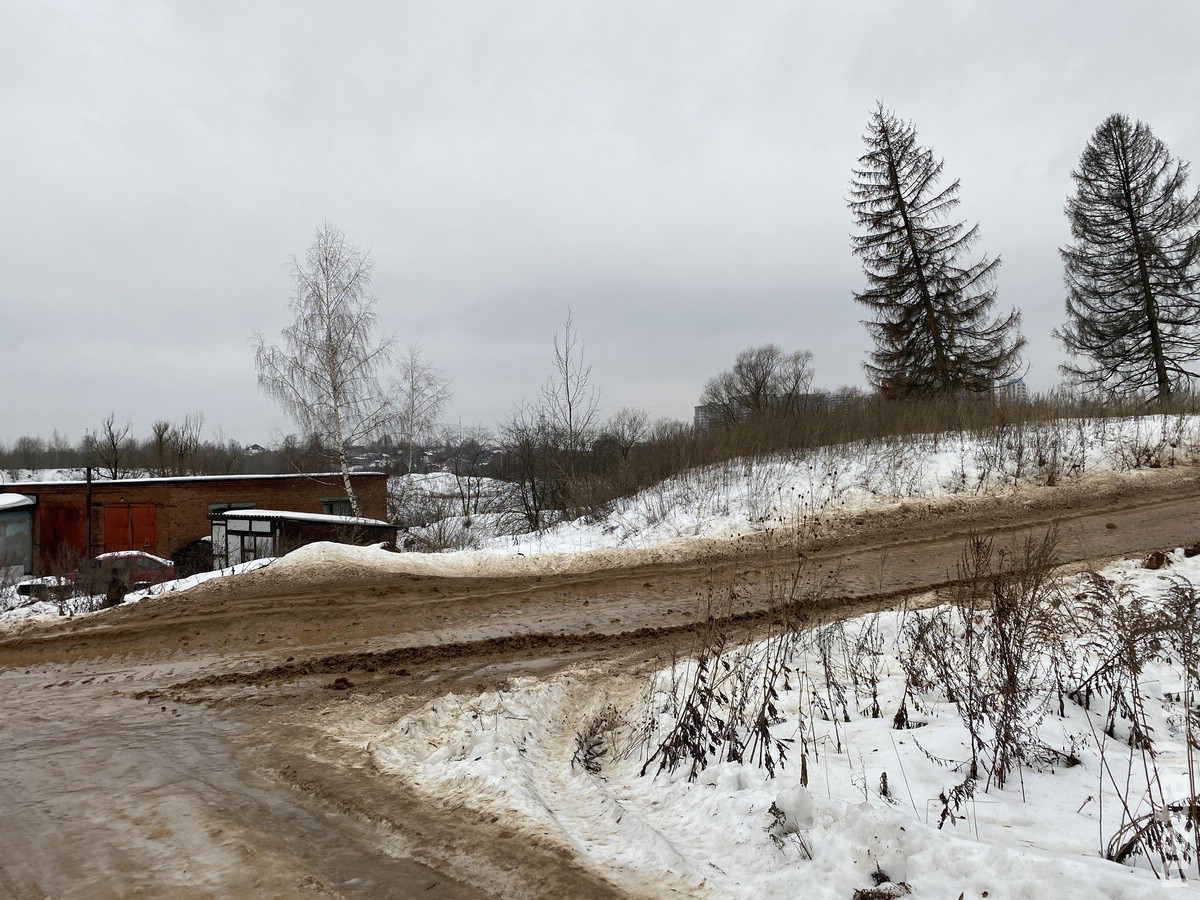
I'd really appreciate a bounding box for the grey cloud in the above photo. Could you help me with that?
[3,1,1199,442]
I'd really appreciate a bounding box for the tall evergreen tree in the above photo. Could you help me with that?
[850,105,1023,397]
[1056,114,1200,402]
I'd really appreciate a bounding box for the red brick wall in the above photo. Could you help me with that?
[17,472,388,571]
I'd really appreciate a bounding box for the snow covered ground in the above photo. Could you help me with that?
[8,415,1200,894]
[366,550,1200,898]
[409,413,1200,557]
[0,467,85,483]
[9,413,1200,618]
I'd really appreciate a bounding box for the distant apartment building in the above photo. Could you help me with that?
[693,403,725,429]
[995,377,1029,404]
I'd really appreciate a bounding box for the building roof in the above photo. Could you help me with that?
[0,493,35,511]
[9,471,387,489]
[210,508,393,528]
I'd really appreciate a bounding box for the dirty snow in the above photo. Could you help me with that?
[274,413,1200,582]
[7,413,1200,615]
[368,551,1200,898]
[8,415,1200,894]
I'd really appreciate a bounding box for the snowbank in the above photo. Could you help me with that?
[281,413,1200,579]
[368,551,1200,898]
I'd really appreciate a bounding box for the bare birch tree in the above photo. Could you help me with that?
[542,308,599,477]
[385,342,453,527]
[397,342,452,474]
[254,223,394,516]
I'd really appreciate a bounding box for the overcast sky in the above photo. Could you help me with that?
[3,1,1199,446]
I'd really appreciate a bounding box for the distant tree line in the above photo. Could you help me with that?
[0,414,423,482]
[0,414,241,480]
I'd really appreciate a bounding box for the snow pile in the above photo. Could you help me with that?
[369,551,1200,898]
[265,532,716,580]
[280,413,1200,576]
[131,557,275,597]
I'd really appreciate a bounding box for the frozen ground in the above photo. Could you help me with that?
[367,550,1200,898]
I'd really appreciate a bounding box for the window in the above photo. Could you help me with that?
[213,510,274,567]
[322,497,353,517]
[236,533,274,563]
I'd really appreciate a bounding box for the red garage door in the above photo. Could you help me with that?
[103,504,157,553]
[39,503,88,562]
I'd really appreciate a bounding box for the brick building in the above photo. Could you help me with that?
[1,472,388,576]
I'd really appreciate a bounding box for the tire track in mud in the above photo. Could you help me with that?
[143,580,953,701]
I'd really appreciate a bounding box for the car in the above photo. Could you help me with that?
[76,550,177,596]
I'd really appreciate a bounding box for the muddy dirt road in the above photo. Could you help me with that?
[1,470,1199,898]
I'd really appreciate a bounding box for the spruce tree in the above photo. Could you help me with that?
[1056,114,1200,402]
[849,105,1023,398]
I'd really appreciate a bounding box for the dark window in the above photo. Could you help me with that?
[322,497,353,517]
